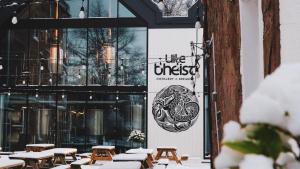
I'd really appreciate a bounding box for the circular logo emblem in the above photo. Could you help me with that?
[152,85,200,132]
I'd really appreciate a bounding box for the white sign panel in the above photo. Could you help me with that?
[148,28,204,157]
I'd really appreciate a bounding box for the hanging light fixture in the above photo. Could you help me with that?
[11,11,18,24]
[195,16,201,29]
[158,0,165,11]
[79,0,85,19]
[120,59,124,70]
[0,57,3,70]
[195,6,202,29]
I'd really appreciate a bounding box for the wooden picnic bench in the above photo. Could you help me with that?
[91,146,115,163]
[155,147,182,164]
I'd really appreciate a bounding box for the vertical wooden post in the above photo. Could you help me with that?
[262,0,281,76]
[203,0,243,166]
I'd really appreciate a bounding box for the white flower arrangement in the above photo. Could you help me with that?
[215,63,300,169]
[128,130,146,143]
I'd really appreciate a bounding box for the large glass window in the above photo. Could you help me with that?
[0,92,146,152]
[0,0,147,154]
[1,93,27,151]
[59,29,88,86]
[88,28,117,86]
[0,27,146,87]
[25,0,136,19]
[117,28,147,86]
[27,93,56,144]
[89,0,117,18]
[57,93,87,152]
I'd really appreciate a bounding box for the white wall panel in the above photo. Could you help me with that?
[148,28,204,158]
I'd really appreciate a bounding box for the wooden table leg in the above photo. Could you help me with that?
[171,151,182,164]
[146,155,154,168]
[110,149,116,155]
[59,155,67,165]
[28,160,39,169]
[91,150,97,164]
[140,161,145,169]
[72,153,77,161]
[155,150,163,160]
[47,157,54,168]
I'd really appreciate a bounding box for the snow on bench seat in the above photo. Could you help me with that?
[100,162,141,169]
[71,158,91,165]
[112,154,147,162]
[158,159,169,165]
[51,165,70,169]
[154,165,166,169]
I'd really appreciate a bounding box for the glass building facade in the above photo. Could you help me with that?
[0,0,210,158]
[0,0,147,153]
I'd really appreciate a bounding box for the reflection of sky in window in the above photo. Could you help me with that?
[89,0,117,17]
[64,0,87,18]
[119,3,135,17]
[64,0,135,18]
[67,29,87,64]
[129,28,146,50]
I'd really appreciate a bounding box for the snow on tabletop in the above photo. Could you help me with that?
[92,146,115,150]
[0,159,25,168]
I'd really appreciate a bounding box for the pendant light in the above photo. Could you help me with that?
[0,57,3,70]
[195,6,201,29]
[11,11,18,24]
[79,0,85,18]
[195,16,201,29]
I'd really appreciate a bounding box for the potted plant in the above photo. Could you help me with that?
[215,63,300,169]
[128,129,146,148]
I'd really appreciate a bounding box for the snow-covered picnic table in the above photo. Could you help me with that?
[43,148,77,164]
[91,146,116,163]
[9,152,54,169]
[26,144,55,152]
[113,153,148,168]
[126,148,154,167]
[0,159,25,169]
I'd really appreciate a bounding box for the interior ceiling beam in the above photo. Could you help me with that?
[0,86,147,94]
[3,18,147,29]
